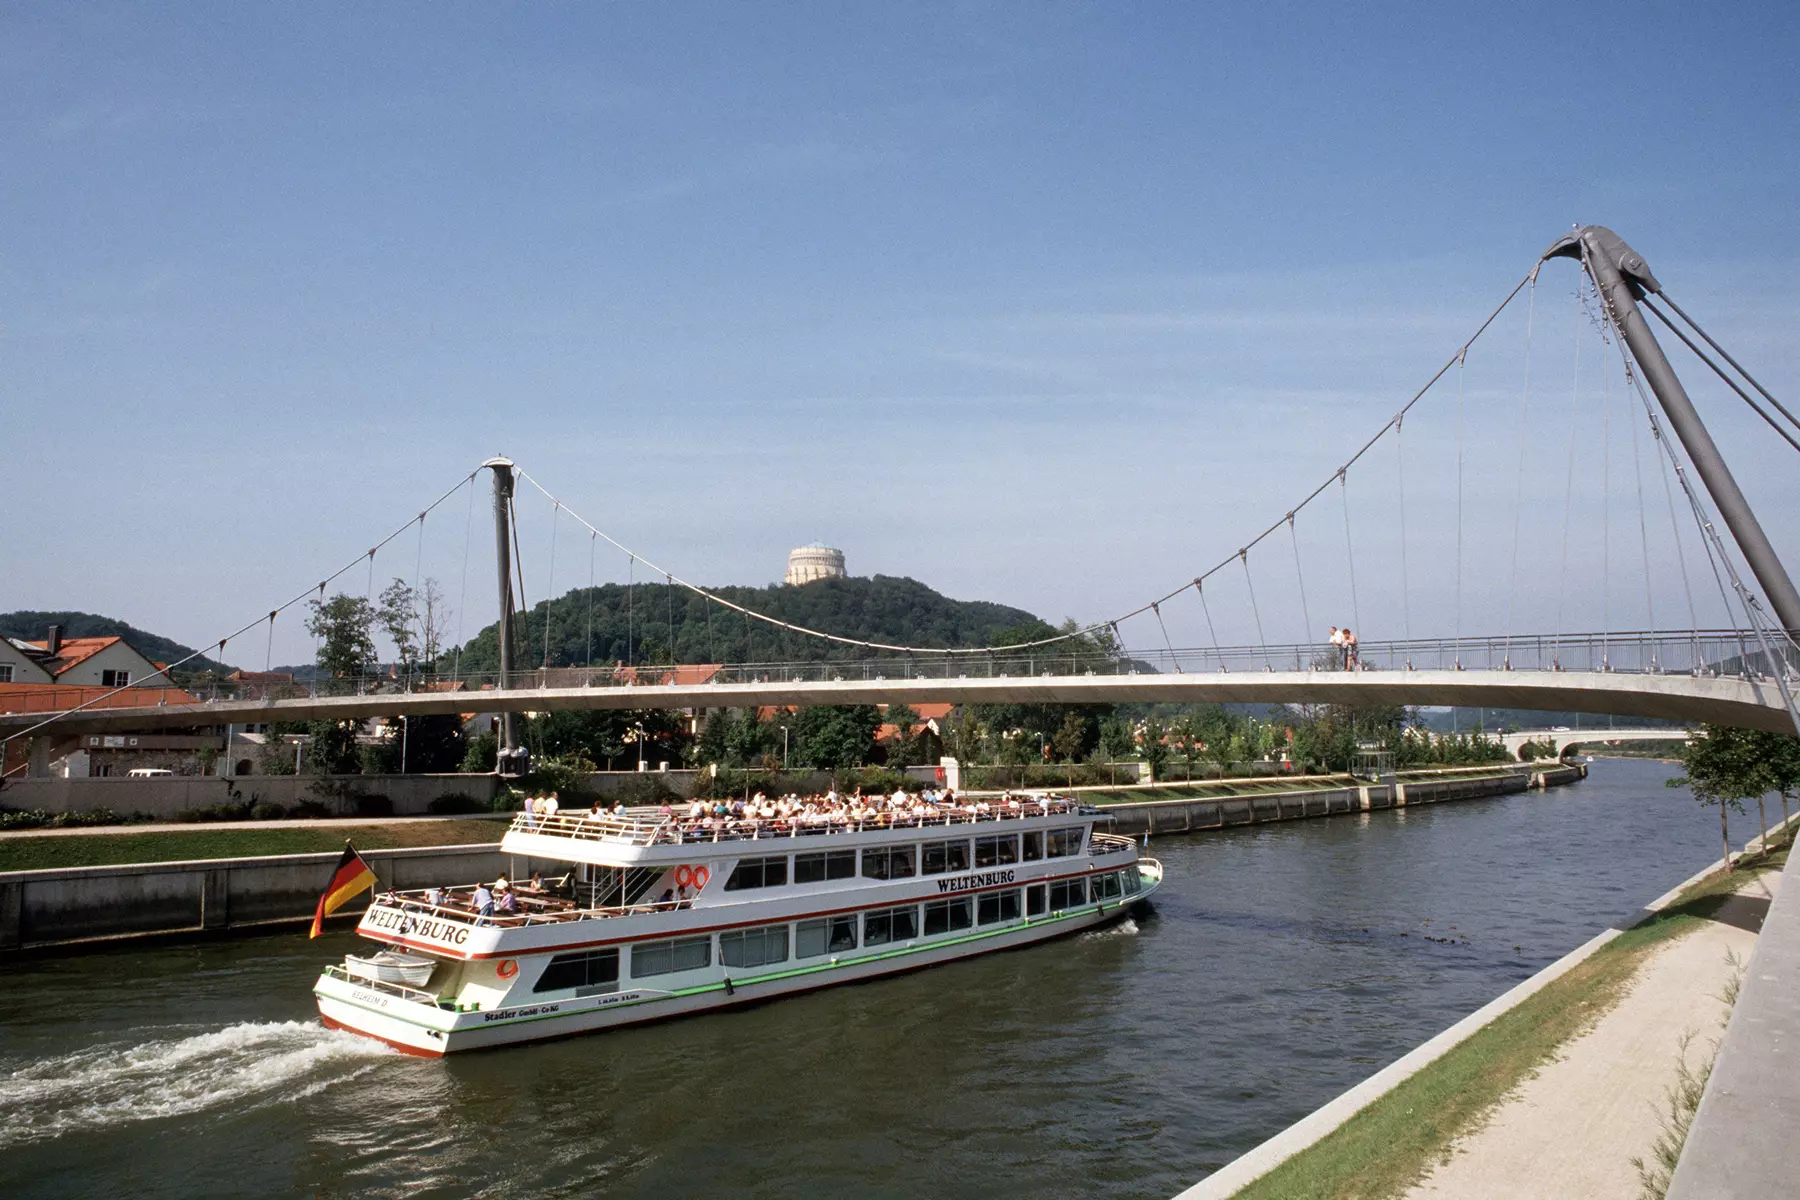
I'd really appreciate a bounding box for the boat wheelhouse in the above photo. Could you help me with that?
[315,796,1163,1055]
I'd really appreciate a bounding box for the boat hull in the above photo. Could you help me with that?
[316,881,1157,1055]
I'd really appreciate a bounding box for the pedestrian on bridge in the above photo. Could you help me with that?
[1345,628,1359,671]
[1329,626,1347,669]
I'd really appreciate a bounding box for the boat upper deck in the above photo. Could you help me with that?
[499,795,1101,865]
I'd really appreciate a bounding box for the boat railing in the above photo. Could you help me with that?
[507,800,1091,848]
[1088,832,1137,855]
[369,890,696,929]
[322,963,442,1005]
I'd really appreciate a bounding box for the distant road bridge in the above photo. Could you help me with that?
[1497,727,1693,759]
[2,665,1792,739]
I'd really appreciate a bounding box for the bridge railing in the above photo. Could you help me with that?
[273,628,1796,699]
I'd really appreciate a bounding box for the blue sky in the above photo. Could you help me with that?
[5,2,1797,665]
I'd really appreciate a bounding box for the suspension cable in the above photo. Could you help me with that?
[1193,578,1221,665]
[626,554,635,667]
[1,467,478,748]
[1590,267,1752,669]
[1151,602,1183,672]
[1455,350,1465,665]
[508,268,1535,660]
[452,472,475,681]
[1240,551,1270,669]
[1642,298,1800,454]
[1394,413,1412,647]
[666,573,676,663]
[542,501,559,669]
[1286,513,1312,650]
[1503,269,1539,666]
[1554,282,1584,666]
[1338,471,1361,644]
[1627,370,1659,664]
[585,533,597,670]
[1654,291,1800,437]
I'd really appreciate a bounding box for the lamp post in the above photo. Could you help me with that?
[634,722,645,773]
[780,725,789,769]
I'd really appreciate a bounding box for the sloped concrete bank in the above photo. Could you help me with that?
[0,843,561,954]
[1097,762,1584,837]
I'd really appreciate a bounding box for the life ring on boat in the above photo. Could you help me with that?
[674,865,695,889]
[496,959,519,980]
[692,866,710,889]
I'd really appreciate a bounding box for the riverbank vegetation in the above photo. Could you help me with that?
[0,817,508,872]
[1229,840,1789,1200]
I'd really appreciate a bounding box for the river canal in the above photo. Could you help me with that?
[0,760,1733,1199]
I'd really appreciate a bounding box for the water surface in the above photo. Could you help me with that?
[0,760,1728,1198]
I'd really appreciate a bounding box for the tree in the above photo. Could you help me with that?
[944,707,987,763]
[306,594,378,687]
[303,718,363,775]
[377,579,421,676]
[1138,716,1171,782]
[363,715,467,774]
[1051,711,1088,765]
[1098,717,1136,763]
[794,705,880,770]
[1756,729,1800,845]
[1669,724,1768,871]
[884,703,922,768]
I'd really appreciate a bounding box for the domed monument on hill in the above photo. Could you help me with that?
[785,543,846,586]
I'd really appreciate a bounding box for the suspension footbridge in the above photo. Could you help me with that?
[6,225,1799,770]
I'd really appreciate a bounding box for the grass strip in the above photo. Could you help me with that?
[0,819,507,872]
[1231,844,1787,1200]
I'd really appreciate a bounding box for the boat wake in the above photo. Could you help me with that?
[1082,917,1140,939]
[0,1021,392,1148]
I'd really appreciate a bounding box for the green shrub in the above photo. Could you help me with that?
[248,802,289,821]
[175,802,255,823]
[291,800,332,818]
[0,806,134,830]
[351,794,394,818]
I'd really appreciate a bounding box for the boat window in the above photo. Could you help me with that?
[1046,827,1086,857]
[725,855,789,891]
[796,915,858,959]
[1093,872,1123,901]
[861,845,917,881]
[631,935,712,978]
[921,839,970,875]
[794,849,856,883]
[923,896,973,935]
[720,925,789,969]
[1026,884,1047,916]
[863,904,919,948]
[1124,866,1142,894]
[977,889,1022,926]
[533,948,619,996]
[1048,878,1087,910]
[974,835,1018,868]
[1021,831,1044,861]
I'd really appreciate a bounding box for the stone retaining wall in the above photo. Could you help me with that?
[0,843,561,953]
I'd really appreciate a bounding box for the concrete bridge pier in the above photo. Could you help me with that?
[27,737,50,778]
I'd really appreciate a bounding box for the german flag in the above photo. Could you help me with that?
[310,844,378,938]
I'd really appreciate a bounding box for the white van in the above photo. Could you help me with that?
[126,768,174,778]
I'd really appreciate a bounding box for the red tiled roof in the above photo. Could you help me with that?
[22,637,123,676]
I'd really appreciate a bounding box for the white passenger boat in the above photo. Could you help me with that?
[314,795,1163,1055]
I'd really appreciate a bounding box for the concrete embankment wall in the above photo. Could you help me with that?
[1097,762,1584,837]
[0,843,563,954]
[0,764,948,819]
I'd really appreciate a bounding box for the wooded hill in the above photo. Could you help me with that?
[450,575,1048,671]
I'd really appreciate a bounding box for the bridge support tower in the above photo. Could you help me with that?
[484,457,529,778]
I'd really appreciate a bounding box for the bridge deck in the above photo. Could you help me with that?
[2,669,1794,737]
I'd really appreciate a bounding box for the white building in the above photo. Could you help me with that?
[785,543,847,586]
[2,625,172,688]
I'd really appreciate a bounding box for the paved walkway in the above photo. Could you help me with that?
[0,812,510,839]
[1403,870,1780,1200]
